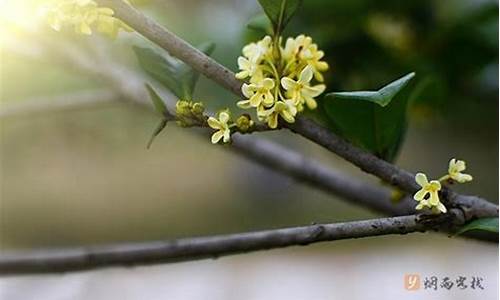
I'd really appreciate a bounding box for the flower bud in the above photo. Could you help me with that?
[236,114,254,132]
[192,102,205,115]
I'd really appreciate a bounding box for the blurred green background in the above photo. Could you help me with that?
[0,0,498,249]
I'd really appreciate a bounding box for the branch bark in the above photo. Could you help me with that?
[0,213,459,275]
[97,0,497,220]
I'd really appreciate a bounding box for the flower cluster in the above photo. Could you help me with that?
[41,0,132,38]
[235,35,328,129]
[175,100,206,127]
[414,158,473,214]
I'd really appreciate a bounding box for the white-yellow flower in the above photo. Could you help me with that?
[235,56,263,80]
[281,35,329,81]
[242,35,272,63]
[446,158,473,183]
[282,35,311,61]
[300,43,329,82]
[237,78,275,109]
[41,0,132,38]
[261,100,297,129]
[207,111,231,144]
[414,173,446,213]
[281,66,326,110]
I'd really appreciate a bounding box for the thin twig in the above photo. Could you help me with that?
[0,213,457,275]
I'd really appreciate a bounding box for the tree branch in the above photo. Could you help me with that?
[0,89,118,118]
[98,0,497,220]
[0,212,461,275]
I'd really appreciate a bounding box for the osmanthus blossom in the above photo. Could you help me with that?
[413,158,475,214]
[237,78,275,109]
[445,158,473,183]
[283,35,329,82]
[207,111,232,144]
[413,173,446,214]
[234,34,329,136]
[281,65,326,110]
[261,100,297,129]
[41,0,132,38]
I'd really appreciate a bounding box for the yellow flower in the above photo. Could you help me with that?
[281,66,326,110]
[446,158,473,183]
[41,0,132,38]
[281,35,329,82]
[234,34,329,129]
[300,43,329,82]
[242,35,272,63]
[207,111,231,144]
[414,173,446,213]
[260,100,297,129]
[235,56,263,81]
[237,78,276,109]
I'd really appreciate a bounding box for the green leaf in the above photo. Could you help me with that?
[134,42,216,100]
[455,217,499,236]
[147,119,168,149]
[247,14,273,35]
[330,72,415,107]
[145,84,168,116]
[257,0,302,36]
[322,73,416,162]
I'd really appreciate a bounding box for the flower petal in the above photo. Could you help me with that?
[207,117,221,130]
[281,77,296,91]
[413,189,428,201]
[237,100,252,109]
[415,173,428,187]
[454,173,473,183]
[429,180,441,191]
[437,201,447,213]
[299,65,313,83]
[455,160,466,172]
[223,129,231,143]
[262,78,275,90]
[219,111,230,124]
[429,191,440,206]
[280,110,295,123]
[304,96,317,110]
[302,84,326,97]
[211,130,224,144]
[267,113,278,129]
[241,83,254,98]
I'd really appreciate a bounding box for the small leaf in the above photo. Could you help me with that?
[134,46,183,98]
[322,73,416,162]
[147,119,168,149]
[257,0,302,35]
[134,42,216,100]
[455,217,499,236]
[329,72,415,107]
[145,84,168,116]
[247,14,273,35]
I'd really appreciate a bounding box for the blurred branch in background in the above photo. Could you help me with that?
[0,89,118,118]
